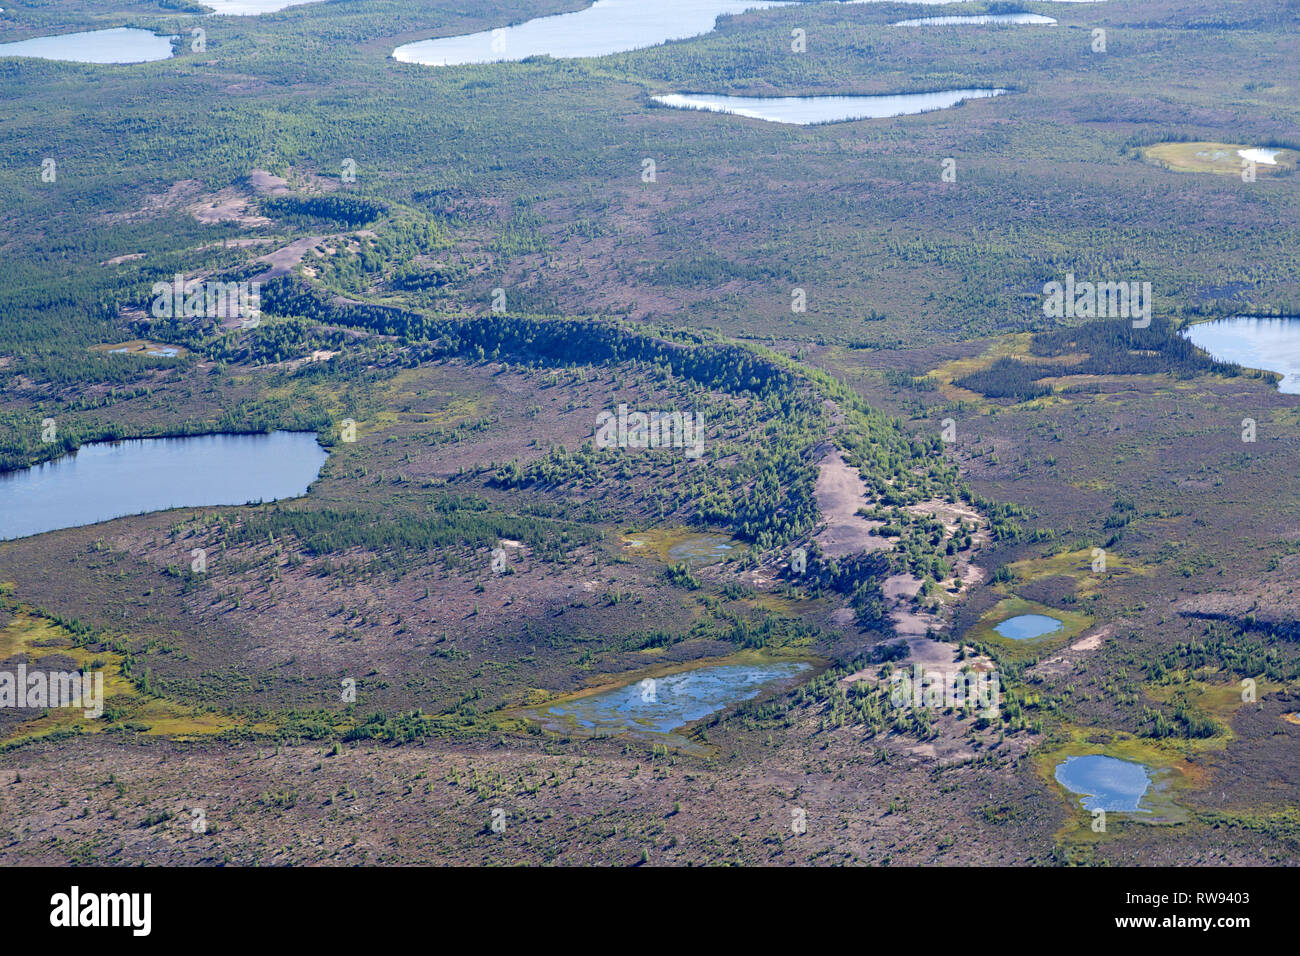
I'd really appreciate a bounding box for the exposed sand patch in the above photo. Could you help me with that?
[100,180,201,224]
[883,572,923,607]
[838,573,954,681]
[900,630,955,670]
[102,168,338,231]
[809,432,995,718]
[1028,654,1073,679]
[251,232,373,282]
[248,169,291,195]
[268,349,338,372]
[884,571,967,626]
[1070,631,1106,652]
[822,398,844,426]
[895,626,994,684]
[1028,623,1116,678]
[100,252,145,266]
[251,235,326,281]
[190,188,272,227]
[904,498,982,532]
[813,446,887,558]
[905,497,989,596]
[906,741,977,765]
[259,167,343,196]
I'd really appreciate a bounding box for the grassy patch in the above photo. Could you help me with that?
[929,334,1039,408]
[1034,729,1202,842]
[1006,547,1150,598]
[1036,676,1288,845]
[1143,676,1284,741]
[0,610,262,746]
[621,527,742,565]
[1140,141,1298,176]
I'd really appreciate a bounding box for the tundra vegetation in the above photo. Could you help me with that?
[0,0,1297,866]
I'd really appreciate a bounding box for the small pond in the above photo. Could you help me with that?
[994,613,1064,640]
[542,660,812,736]
[665,534,735,563]
[1055,754,1153,813]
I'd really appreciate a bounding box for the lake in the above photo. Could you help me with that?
[1055,754,1153,813]
[541,660,811,736]
[0,431,328,541]
[994,613,1064,640]
[0,28,175,64]
[653,89,1006,125]
[893,14,1057,26]
[393,0,1108,64]
[1182,315,1300,394]
[393,0,789,65]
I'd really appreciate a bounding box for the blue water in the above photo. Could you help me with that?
[394,0,789,65]
[1055,755,1153,812]
[994,613,1064,640]
[653,89,1007,125]
[546,661,811,734]
[666,534,734,563]
[109,346,179,357]
[0,28,175,64]
[394,0,1102,65]
[1182,316,1300,394]
[0,431,327,541]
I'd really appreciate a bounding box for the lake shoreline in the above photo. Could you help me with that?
[1181,314,1300,394]
[0,430,329,542]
